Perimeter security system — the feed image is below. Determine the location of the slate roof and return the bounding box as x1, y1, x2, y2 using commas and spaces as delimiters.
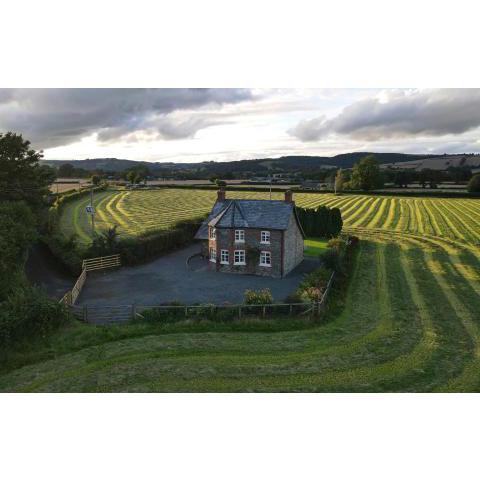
195, 199, 304, 240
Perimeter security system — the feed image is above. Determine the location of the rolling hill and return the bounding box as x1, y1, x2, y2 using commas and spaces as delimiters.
41, 152, 437, 174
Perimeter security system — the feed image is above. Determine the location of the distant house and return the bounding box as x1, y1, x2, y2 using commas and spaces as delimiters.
195, 190, 305, 278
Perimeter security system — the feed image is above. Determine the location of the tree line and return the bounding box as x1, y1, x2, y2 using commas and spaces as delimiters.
0, 132, 69, 352
334, 154, 480, 192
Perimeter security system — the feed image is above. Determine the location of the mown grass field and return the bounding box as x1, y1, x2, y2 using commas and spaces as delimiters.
1, 188, 479, 392
59, 188, 480, 247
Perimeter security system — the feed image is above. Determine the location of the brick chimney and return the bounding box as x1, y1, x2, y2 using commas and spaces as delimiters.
284, 190, 293, 203
217, 188, 226, 202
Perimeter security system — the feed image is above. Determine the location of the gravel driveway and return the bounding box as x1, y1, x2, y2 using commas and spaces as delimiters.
77, 243, 320, 306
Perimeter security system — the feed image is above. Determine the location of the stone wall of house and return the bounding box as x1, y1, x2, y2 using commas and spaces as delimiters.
212, 227, 283, 278
283, 214, 304, 275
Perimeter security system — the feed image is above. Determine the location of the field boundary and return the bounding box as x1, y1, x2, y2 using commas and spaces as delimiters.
146, 184, 479, 199
82, 254, 121, 272
71, 271, 336, 324
59, 254, 122, 306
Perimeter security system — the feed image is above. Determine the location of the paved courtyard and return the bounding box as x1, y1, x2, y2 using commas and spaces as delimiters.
77, 244, 320, 306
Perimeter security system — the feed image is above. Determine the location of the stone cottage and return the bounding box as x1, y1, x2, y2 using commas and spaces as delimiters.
195, 189, 305, 278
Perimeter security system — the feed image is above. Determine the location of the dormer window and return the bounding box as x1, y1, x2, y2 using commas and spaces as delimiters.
209, 227, 216, 239
235, 230, 245, 243
261, 231, 270, 244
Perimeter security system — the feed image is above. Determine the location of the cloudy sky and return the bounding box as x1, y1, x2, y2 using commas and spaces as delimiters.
1, 88, 479, 163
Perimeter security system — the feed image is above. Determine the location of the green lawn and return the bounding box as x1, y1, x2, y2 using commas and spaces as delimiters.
304, 238, 329, 257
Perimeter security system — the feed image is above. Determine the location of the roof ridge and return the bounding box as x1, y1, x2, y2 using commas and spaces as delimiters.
233, 200, 249, 227
209, 200, 232, 226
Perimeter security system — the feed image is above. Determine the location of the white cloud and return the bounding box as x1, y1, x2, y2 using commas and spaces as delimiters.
288, 89, 480, 142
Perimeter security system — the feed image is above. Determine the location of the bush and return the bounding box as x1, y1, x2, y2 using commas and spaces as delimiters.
0, 201, 38, 299
290, 266, 333, 304
244, 288, 273, 305
299, 266, 332, 291
284, 292, 303, 303
300, 286, 323, 302
467, 174, 480, 193
43, 232, 84, 274
347, 235, 359, 247
320, 248, 341, 271
327, 236, 347, 252
0, 286, 71, 348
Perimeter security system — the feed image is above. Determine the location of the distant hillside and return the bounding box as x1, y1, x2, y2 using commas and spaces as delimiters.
41, 158, 174, 173
380, 154, 480, 171
42, 152, 435, 174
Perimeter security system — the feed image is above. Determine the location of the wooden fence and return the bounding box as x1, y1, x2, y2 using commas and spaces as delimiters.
71, 272, 336, 325
82, 254, 121, 272
59, 254, 122, 307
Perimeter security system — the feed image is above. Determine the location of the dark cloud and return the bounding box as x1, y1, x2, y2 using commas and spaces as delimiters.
289, 89, 480, 142
0, 88, 254, 148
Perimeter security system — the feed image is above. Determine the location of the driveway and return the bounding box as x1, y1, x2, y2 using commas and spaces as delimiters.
77, 243, 320, 306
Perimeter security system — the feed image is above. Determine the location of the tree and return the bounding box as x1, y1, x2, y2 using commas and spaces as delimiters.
335, 168, 346, 193
0, 132, 56, 210
419, 168, 443, 188
296, 206, 343, 238
393, 170, 413, 188
350, 155, 384, 191
0, 202, 37, 299
126, 170, 138, 184
91, 174, 101, 186
467, 174, 480, 193
57, 163, 76, 177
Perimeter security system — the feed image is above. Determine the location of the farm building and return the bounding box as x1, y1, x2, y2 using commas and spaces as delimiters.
195, 189, 305, 278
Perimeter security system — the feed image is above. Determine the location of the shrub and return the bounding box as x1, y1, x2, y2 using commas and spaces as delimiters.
244, 288, 273, 305
0, 201, 38, 299
0, 286, 71, 348
300, 286, 323, 302
320, 248, 341, 271
347, 235, 359, 247
43, 232, 84, 274
291, 266, 333, 304
284, 292, 303, 303
299, 266, 332, 290
327, 236, 347, 252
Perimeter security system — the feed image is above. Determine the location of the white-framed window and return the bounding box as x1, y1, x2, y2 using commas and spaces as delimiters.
220, 249, 229, 264
209, 227, 216, 239
260, 251, 271, 267
234, 250, 246, 265
234, 229, 245, 243
209, 247, 216, 263
261, 230, 270, 244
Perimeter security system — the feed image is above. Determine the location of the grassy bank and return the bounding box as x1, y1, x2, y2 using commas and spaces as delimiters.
1, 230, 479, 392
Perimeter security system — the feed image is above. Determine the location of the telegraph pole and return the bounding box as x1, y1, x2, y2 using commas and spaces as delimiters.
90, 185, 95, 236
